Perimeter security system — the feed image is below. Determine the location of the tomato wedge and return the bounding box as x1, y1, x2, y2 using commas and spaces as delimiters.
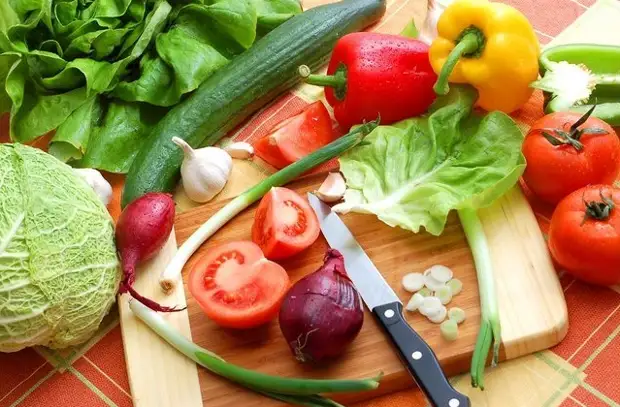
254, 101, 337, 169
252, 187, 320, 260
188, 241, 290, 329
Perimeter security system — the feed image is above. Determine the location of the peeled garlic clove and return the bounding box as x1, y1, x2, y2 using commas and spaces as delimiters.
224, 142, 254, 160
402, 272, 425, 293
74, 168, 113, 206
315, 172, 346, 203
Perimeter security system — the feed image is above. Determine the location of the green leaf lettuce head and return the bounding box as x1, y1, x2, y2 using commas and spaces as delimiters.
0, 0, 302, 173
0, 143, 121, 353
333, 85, 526, 236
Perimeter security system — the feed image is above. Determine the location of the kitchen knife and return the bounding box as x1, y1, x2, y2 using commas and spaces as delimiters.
307, 193, 470, 407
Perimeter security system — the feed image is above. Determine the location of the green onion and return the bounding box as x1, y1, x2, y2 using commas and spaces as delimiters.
458, 208, 501, 390
159, 119, 379, 293
129, 301, 380, 406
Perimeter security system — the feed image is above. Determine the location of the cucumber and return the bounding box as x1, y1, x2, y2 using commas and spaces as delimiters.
121, 0, 387, 207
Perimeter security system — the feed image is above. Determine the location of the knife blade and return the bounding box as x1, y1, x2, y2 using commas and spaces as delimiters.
307, 193, 470, 407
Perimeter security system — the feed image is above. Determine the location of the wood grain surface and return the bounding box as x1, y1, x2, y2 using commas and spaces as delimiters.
172, 174, 568, 406
119, 1, 567, 406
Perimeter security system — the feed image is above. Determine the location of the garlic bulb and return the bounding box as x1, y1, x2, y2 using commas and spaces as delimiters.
418, 0, 455, 45
315, 172, 346, 203
74, 168, 113, 206
224, 142, 254, 160
172, 137, 232, 203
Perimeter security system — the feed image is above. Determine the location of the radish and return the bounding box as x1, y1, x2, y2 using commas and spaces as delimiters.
116, 193, 183, 312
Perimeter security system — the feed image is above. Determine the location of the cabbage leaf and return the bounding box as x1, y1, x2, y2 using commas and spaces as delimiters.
333, 86, 526, 236
0, 143, 120, 352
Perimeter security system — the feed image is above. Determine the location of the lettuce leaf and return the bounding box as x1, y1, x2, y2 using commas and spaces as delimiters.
0, 0, 301, 172
333, 86, 526, 236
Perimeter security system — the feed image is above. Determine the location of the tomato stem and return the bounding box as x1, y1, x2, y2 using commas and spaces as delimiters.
541, 105, 608, 151
583, 189, 615, 222
541, 130, 584, 151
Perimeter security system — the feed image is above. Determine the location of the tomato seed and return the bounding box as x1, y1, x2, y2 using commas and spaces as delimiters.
283, 200, 307, 235
203, 276, 216, 289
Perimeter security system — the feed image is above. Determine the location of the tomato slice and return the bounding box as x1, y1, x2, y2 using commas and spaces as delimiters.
188, 241, 290, 329
252, 187, 320, 260
254, 101, 337, 169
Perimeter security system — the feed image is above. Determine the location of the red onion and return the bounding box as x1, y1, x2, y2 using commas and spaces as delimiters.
279, 249, 364, 363
116, 193, 183, 313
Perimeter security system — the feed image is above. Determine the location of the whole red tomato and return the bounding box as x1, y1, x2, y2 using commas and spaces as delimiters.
522, 108, 620, 205
548, 185, 620, 286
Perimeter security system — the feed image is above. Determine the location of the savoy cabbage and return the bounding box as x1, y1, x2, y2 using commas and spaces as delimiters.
0, 144, 121, 352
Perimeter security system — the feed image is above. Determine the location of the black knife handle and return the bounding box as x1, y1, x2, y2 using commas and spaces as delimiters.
373, 302, 470, 407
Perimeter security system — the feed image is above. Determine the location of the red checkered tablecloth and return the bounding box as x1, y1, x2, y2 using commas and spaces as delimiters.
1, 0, 620, 406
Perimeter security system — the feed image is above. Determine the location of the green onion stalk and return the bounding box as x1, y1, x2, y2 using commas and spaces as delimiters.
159, 119, 379, 294
458, 208, 501, 390
130, 301, 381, 407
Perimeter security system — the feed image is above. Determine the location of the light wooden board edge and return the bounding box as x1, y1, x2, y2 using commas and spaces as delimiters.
481, 185, 568, 360
118, 230, 203, 407
119, 184, 569, 407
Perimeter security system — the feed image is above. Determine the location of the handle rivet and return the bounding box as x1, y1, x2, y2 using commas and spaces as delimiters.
411, 351, 422, 360
449, 398, 460, 407
384, 309, 395, 318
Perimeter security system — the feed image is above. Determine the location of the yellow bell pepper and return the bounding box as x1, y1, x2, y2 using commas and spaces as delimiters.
429, 0, 540, 113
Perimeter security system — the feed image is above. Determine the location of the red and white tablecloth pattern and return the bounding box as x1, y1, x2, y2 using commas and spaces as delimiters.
1, 0, 620, 406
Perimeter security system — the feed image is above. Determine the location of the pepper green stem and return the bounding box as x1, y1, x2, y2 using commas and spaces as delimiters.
434, 31, 483, 95
299, 64, 347, 100
593, 74, 620, 86
304, 73, 346, 88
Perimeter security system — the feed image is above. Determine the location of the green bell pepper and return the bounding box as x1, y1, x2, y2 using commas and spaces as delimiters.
531, 44, 620, 125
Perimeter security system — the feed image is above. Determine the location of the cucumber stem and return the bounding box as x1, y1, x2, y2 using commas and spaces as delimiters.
434, 31, 483, 95
457, 208, 501, 390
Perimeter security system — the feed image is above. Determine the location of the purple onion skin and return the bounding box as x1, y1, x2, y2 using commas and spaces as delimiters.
279, 249, 364, 363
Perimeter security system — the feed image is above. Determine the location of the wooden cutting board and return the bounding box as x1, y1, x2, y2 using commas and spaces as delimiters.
117, 1, 568, 405
121, 173, 567, 407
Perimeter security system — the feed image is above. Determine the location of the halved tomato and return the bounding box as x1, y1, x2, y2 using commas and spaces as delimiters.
254, 101, 337, 169
252, 187, 320, 260
188, 241, 290, 329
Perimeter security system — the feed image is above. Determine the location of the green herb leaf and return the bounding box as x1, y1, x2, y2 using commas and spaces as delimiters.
333, 85, 526, 236
400, 19, 419, 39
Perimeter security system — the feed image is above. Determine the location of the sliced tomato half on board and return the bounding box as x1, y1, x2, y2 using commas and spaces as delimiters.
252, 187, 320, 260
254, 101, 337, 169
188, 241, 290, 329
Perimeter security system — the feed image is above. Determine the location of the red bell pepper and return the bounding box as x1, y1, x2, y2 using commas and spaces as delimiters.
301, 32, 437, 130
